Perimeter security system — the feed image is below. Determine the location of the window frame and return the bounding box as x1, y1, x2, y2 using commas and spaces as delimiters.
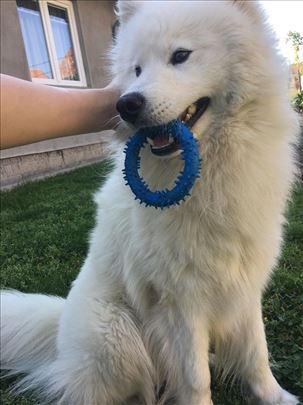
20, 0, 87, 87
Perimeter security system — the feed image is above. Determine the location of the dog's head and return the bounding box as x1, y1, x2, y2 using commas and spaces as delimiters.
112, 0, 274, 157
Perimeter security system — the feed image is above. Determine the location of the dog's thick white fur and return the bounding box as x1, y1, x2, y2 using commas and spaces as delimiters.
1, 1, 300, 404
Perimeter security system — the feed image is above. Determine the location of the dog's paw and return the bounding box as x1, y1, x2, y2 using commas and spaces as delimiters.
275, 389, 299, 405
248, 388, 299, 405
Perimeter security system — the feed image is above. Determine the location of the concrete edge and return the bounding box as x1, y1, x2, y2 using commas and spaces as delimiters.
0, 142, 107, 190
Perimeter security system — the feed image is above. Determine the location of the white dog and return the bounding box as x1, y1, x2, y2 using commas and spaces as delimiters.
1, 1, 300, 404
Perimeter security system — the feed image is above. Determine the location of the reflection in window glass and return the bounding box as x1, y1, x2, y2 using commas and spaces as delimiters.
17, 0, 53, 79
48, 5, 79, 81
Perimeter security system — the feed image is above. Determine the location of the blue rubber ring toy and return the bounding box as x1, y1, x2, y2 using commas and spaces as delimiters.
123, 119, 201, 209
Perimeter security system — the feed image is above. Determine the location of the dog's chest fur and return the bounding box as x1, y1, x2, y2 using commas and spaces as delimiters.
95, 120, 294, 322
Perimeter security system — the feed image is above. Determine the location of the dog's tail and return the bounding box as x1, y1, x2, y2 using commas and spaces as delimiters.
0, 290, 64, 382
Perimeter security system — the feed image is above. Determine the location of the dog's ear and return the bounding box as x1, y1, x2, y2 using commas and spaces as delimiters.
115, 1, 142, 23
231, 0, 264, 24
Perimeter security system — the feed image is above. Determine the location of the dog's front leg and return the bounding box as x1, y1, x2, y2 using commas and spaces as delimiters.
218, 300, 299, 405
147, 305, 212, 405
243, 302, 299, 405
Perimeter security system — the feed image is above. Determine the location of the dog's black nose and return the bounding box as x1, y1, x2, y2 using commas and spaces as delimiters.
116, 92, 145, 124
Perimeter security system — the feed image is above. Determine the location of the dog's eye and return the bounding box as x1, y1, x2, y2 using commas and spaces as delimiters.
170, 49, 192, 65
135, 66, 142, 77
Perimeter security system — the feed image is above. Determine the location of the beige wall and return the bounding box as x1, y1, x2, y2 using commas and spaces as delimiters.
0, 1, 30, 80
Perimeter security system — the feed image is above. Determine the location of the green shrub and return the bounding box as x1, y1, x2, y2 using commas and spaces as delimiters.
293, 91, 303, 113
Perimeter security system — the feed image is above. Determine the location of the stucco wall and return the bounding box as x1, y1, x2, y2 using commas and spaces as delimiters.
74, 0, 116, 88
0, 1, 30, 80
0, 1, 116, 86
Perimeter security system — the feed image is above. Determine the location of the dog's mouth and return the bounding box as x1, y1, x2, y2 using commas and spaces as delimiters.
147, 97, 210, 157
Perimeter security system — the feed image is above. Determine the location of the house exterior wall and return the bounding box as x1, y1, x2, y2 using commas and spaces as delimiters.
0, 0, 116, 188
0, 1, 30, 80
0, 0, 116, 87
74, 0, 116, 88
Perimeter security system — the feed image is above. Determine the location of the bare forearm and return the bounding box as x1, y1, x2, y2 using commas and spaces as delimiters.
0, 74, 119, 149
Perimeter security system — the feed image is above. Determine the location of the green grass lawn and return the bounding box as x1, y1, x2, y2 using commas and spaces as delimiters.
1, 161, 302, 405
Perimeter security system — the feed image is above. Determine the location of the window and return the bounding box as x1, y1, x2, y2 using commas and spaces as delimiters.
17, 0, 86, 86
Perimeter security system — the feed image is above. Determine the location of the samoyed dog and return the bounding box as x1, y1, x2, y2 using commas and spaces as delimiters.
1, 1, 300, 404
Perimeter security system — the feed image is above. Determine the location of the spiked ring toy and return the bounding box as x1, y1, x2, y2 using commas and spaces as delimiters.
123, 119, 201, 208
